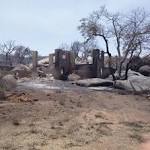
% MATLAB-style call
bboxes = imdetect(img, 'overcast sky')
[0,0,149,55]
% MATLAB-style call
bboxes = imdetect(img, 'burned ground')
[0,82,150,150]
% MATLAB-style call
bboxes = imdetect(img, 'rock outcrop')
[115,75,150,92]
[139,65,150,76]
[76,70,150,93]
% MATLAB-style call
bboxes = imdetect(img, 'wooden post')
[32,51,38,72]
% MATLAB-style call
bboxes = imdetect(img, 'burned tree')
[81,40,97,62]
[104,8,150,79]
[78,6,116,80]
[70,41,82,59]
[118,8,150,79]
[78,7,150,80]
[0,41,15,66]
[13,46,32,65]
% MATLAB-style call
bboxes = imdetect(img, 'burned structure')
[0,49,114,80]
[32,49,110,80]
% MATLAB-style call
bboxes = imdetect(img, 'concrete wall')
[74,64,95,79]
[47,49,106,80]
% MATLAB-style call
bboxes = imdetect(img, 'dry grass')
[0,88,150,150]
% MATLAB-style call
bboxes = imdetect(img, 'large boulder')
[76,78,114,87]
[12,64,32,78]
[139,65,150,76]
[108,69,142,80]
[1,74,17,90]
[142,56,150,66]
[127,70,142,77]
[115,75,150,92]
[130,56,143,71]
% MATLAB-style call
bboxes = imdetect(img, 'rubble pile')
[6,92,38,103]
[12,64,32,78]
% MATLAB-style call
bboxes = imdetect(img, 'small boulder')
[1,74,17,90]
[139,65,150,76]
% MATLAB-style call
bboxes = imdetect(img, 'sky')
[0,0,149,56]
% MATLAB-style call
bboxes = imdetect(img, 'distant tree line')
[0,41,32,66]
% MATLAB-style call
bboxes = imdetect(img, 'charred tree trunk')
[103,36,116,81]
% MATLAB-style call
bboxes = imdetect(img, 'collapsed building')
[32,49,115,80]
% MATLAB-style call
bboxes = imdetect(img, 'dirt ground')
[0,82,150,150]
